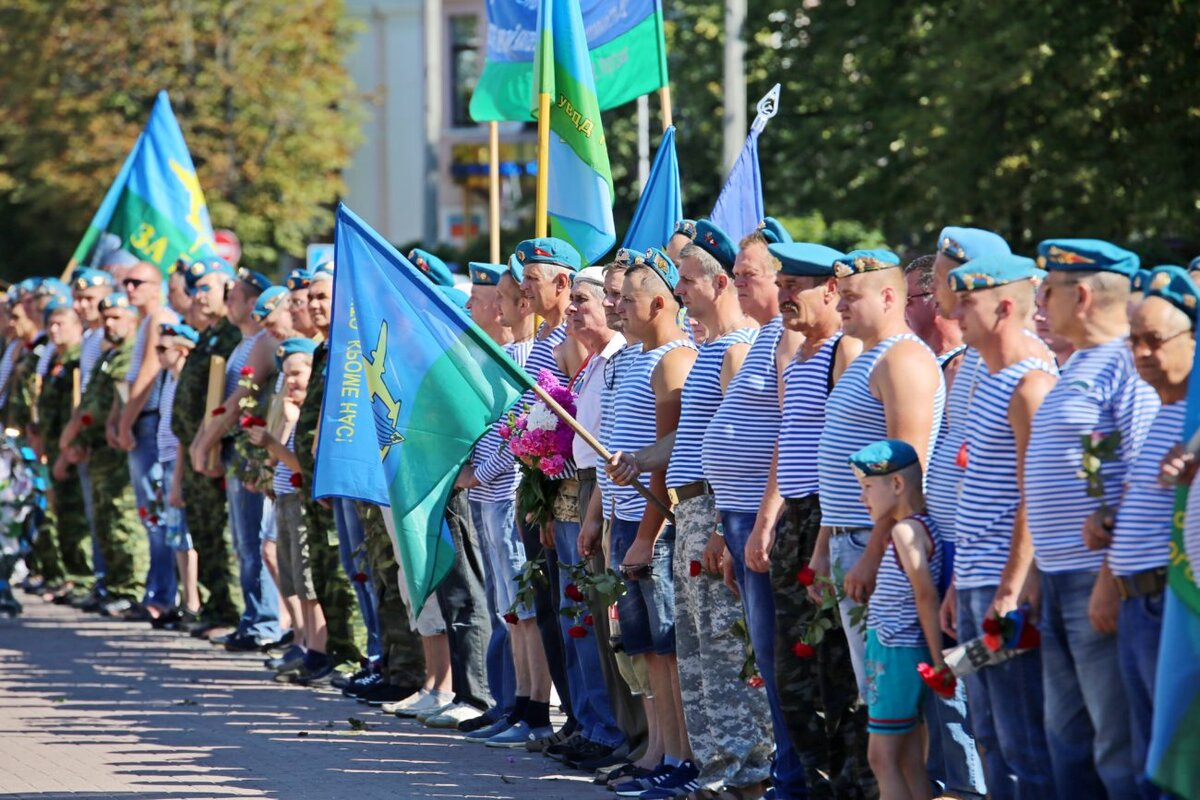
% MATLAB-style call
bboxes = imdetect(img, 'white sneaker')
[423,702,484,729]
[403,691,454,720]
[381,689,427,715]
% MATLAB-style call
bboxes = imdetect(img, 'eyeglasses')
[154,345,169,354]
[1127,329,1192,351]
[906,291,933,306]
[122,278,148,290]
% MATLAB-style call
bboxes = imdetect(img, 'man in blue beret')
[284,269,317,339]
[1025,238,1153,799]
[758,216,793,245]
[409,248,457,288]
[666,219,698,264]
[465,262,511,347]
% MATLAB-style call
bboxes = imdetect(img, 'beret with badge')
[469,262,506,287]
[848,438,920,479]
[251,286,288,323]
[507,253,524,284]
[408,248,457,287]
[1036,238,1140,279]
[71,268,113,292]
[35,278,70,300]
[1188,256,1200,275]
[311,260,335,283]
[936,226,1011,264]
[285,268,313,292]
[42,294,75,322]
[99,291,135,314]
[159,322,200,348]
[768,242,847,277]
[513,237,581,273]
[639,247,680,292]
[608,247,642,272]
[946,253,1046,292]
[833,249,902,278]
[236,267,273,293]
[1130,269,1153,294]
[759,216,793,245]
[692,219,737,272]
[275,337,319,369]
[185,257,236,292]
[1143,266,1199,326]
[672,219,698,241]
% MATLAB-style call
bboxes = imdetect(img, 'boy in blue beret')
[848,438,946,800]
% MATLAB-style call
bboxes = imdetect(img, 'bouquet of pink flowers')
[500,369,576,524]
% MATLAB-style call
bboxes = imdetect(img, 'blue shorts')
[609,519,675,656]
[864,628,930,735]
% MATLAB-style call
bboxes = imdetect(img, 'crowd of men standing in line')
[3,217,1197,800]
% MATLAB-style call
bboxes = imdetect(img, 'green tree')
[0,0,361,277]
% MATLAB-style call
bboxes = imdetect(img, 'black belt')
[138,409,160,420]
[667,480,711,507]
[829,525,871,536]
[1115,568,1166,601]
[577,467,597,482]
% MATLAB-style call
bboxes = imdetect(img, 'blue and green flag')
[622,125,682,253]
[535,0,616,264]
[69,91,217,274]
[470,0,668,123]
[313,204,534,613]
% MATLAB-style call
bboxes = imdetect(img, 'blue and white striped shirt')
[156,372,180,464]
[954,357,1058,589]
[471,338,536,502]
[128,309,179,412]
[0,342,20,409]
[597,343,637,515]
[667,326,758,489]
[777,332,843,500]
[79,327,105,392]
[1026,339,1159,574]
[701,316,785,513]
[273,430,298,497]
[1109,401,1184,577]
[868,512,943,647]
[818,334,945,527]
[610,338,695,520]
[224,330,267,401]
[36,342,55,378]
[926,347,983,540]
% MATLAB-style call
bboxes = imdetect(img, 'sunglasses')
[122,278,149,289]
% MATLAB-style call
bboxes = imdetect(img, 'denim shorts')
[609,518,676,656]
[476,497,533,621]
[864,628,930,735]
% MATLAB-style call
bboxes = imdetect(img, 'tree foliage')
[0,0,360,277]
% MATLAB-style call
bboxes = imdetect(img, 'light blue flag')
[622,126,682,253]
[709,127,764,242]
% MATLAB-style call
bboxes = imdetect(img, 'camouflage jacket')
[171,317,240,446]
[6,333,50,433]
[294,340,328,495]
[37,341,81,464]
[77,338,133,461]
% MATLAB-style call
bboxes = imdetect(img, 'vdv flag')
[1147,345,1200,798]
[314,204,534,613]
[535,0,617,265]
[709,127,764,242]
[471,0,668,123]
[622,126,682,253]
[69,91,217,274]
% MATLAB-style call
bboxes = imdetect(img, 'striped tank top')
[273,430,298,496]
[36,343,56,378]
[818,333,945,527]
[597,343,637,513]
[156,371,180,463]
[0,343,19,408]
[1026,339,1159,574]
[80,327,105,392]
[954,357,1058,589]
[777,332,844,499]
[666,326,758,489]
[471,338,536,502]
[1109,401,1185,577]
[868,512,943,647]
[925,347,983,540]
[701,316,786,513]
[610,338,696,521]
[128,309,180,412]
[224,330,268,400]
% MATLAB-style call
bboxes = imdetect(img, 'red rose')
[239,415,266,429]
[239,366,254,377]
[981,616,1003,636]
[983,632,1004,653]
[80,413,93,427]
[211,406,226,417]
[583,614,594,626]
[792,641,815,659]
[138,506,148,519]
[564,583,584,602]
[352,572,368,583]
[503,612,519,624]
[148,515,160,525]
[689,560,702,578]
[746,676,764,689]
[917,662,957,699]
[795,564,815,586]
[567,625,588,639]
[289,473,302,488]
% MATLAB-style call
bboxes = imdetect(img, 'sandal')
[598,762,649,785]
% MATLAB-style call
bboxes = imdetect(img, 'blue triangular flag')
[622,126,683,253]
[710,127,764,241]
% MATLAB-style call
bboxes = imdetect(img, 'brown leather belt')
[576,467,597,482]
[1114,568,1167,601]
[667,480,710,507]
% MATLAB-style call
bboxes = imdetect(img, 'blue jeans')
[332,498,381,662]
[1118,592,1167,800]
[957,586,1054,800]
[609,518,676,656]
[224,474,279,640]
[923,671,988,798]
[159,459,192,551]
[77,463,104,591]
[1040,570,1138,800]
[470,499,515,719]
[556,519,625,748]
[128,415,175,608]
[828,528,871,695]
[722,510,806,800]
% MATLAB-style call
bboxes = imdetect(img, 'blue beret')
[1187,256,1200,273]
[252,286,289,323]
[42,295,75,322]
[71,268,113,292]
[468,262,505,286]
[159,322,200,347]
[16,278,41,297]
[1036,239,1140,279]
[848,439,920,478]
[1143,266,1199,326]
[769,242,847,277]
[513,238,581,273]
[638,247,680,292]
[438,285,470,311]
[236,267,273,293]
[1131,269,1152,293]
[947,254,1046,292]
[285,269,313,292]
[610,247,641,269]
[833,249,902,278]
[936,227,1011,263]
[310,261,334,283]
[185,257,235,291]
[759,217,793,245]
[507,253,524,284]
[98,291,134,314]
[408,248,457,287]
[673,220,697,241]
[275,337,319,368]
[693,219,737,271]
[35,278,69,298]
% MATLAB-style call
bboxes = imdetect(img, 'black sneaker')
[331,667,369,691]
[224,633,272,652]
[260,630,295,654]
[544,732,586,762]
[569,741,628,771]
[341,671,382,698]
[292,661,335,687]
[151,607,182,629]
[357,682,414,706]
[457,711,502,733]
[162,608,201,632]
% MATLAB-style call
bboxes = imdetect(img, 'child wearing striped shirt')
[849,439,945,800]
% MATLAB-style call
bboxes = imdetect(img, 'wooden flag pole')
[535,93,551,238]
[659,85,673,131]
[488,122,502,263]
[532,383,675,523]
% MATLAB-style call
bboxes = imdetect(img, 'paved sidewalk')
[0,599,610,799]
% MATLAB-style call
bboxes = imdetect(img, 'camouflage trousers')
[357,501,424,688]
[673,493,773,789]
[51,464,92,582]
[89,455,149,603]
[181,468,240,625]
[771,495,875,800]
[30,502,65,585]
[303,499,363,665]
